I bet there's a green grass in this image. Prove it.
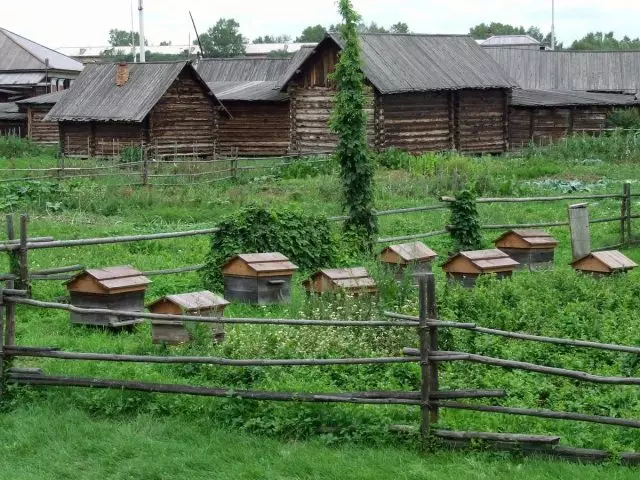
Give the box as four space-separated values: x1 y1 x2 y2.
2 134 640 469
0 403 638 480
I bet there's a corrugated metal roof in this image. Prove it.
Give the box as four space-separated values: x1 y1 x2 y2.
0 102 25 120
0 28 83 72
481 35 541 46
46 61 220 122
208 81 286 102
17 90 67 105
282 34 516 94
0 72 46 86
197 58 290 82
485 48 640 93
512 88 638 107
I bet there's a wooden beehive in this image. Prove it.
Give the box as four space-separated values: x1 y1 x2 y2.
222 253 298 305
148 291 230 345
571 251 638 276
442 249 520 288
495 229 558 270
302 268 378 295
379 242 438 281
65 266 151 327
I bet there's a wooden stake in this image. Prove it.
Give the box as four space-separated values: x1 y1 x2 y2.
19 215 29 295
624 182 632 247
0 289 5 398
425 273 439 423
418 275 431 448
4 215 16 347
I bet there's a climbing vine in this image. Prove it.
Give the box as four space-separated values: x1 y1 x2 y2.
329 0 378 250
449 189 482 252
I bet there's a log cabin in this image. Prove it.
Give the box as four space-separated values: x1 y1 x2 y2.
45 61 226 158
279 33 516 155
16 90 65 145
196 58 291 156
509 89 639 148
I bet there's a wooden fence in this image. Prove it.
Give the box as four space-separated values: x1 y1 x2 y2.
2 273 640 464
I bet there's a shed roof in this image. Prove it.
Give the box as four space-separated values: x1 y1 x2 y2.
571 251 637 272
66 265 151 292
46 61 223 122
0 102 26 120
0 28 83 72
511 89 638 107
281 33 516 94
17 89 67 105
494 229 559 248
0 72 46 86
481 35 541 47
381 242 438 262
208 81 286 102
197 58 290 82
444 249 519 272
148 291 229 311
485 47 640 93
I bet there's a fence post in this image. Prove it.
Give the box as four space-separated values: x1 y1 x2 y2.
426 272 439 423
19 215 30 296
418 275 432 449
142 148 149 186
568 203 590 261
231 149 239 180
4 216 16 346
624 182 632 247
0 289 4 398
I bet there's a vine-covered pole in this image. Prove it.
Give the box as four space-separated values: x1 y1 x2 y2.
329 0 378 249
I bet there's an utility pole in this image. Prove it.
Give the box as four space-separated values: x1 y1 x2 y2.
130 0 137 62
138 0 146 62
551 0 556 50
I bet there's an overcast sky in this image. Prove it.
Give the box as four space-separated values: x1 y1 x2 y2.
4 0 639 48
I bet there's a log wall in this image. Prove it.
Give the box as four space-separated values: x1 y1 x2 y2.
28 105 59 146
60 122 144 158
60 122 94 157
0 119 26 137
149 70 218 156
218 102 290 156
457 89 508 154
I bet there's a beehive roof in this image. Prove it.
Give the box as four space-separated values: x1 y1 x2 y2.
571 251 638 272
148 291 229 311
494 229 559 248
444 249 519 273
66 265 151 292
381 242 438 262
320 268 377 289
222 252 298 275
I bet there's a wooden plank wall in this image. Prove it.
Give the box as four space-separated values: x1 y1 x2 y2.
380 92 451 153
149 70 218 157
0 119 26 137
59 122 94 157
218 102 290 156
94 123 144 158
28 105 59 145
457 89 508 154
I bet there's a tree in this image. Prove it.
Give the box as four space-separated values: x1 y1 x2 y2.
469 22 545 42
571 32 640 50
296 25 325 43
108 29 146 47
358 22 387 34
390 22 410 34
159 40 172 46
196 18 245 58
253 34 291 44
329 0 377 248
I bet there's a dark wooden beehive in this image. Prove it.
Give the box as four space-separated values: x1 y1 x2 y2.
148 291 230 345
222 253 298 305
65 266 151 327
442 249 520 288
302 268 378 295
494 229 558 270
571 251 637 276
379 242 438 281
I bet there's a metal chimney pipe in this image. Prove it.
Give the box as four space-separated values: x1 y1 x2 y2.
138 0 146 62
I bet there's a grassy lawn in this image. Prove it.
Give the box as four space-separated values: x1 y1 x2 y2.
0 404 637 480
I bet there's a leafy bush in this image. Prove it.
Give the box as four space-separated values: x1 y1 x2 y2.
201 205 335 290
0 136 56 159
274 157 335 180
0 181 73 212
607 108 640 130
120 146 142 164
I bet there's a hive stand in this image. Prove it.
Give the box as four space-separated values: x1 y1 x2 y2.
148 291 230 345
222 253 298 305
65 266 151 328
442 249 520 288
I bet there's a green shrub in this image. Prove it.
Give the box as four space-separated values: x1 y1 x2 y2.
201 205 335 290
0 136 57 159
607 108 640 130
120 146 142 164
448 189 482 252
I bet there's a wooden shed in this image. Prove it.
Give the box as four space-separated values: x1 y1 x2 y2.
222 253 298 305
571 251 637 276
65 266 151 327
16 90 66 145
279 33 516 155
379 242 438 280
443 249 520 287
45 61 226 158
494 229 558 269
302 268 378 295
148 291 230 345
509 89 639 148
196 58 291 156
0 102 26 136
